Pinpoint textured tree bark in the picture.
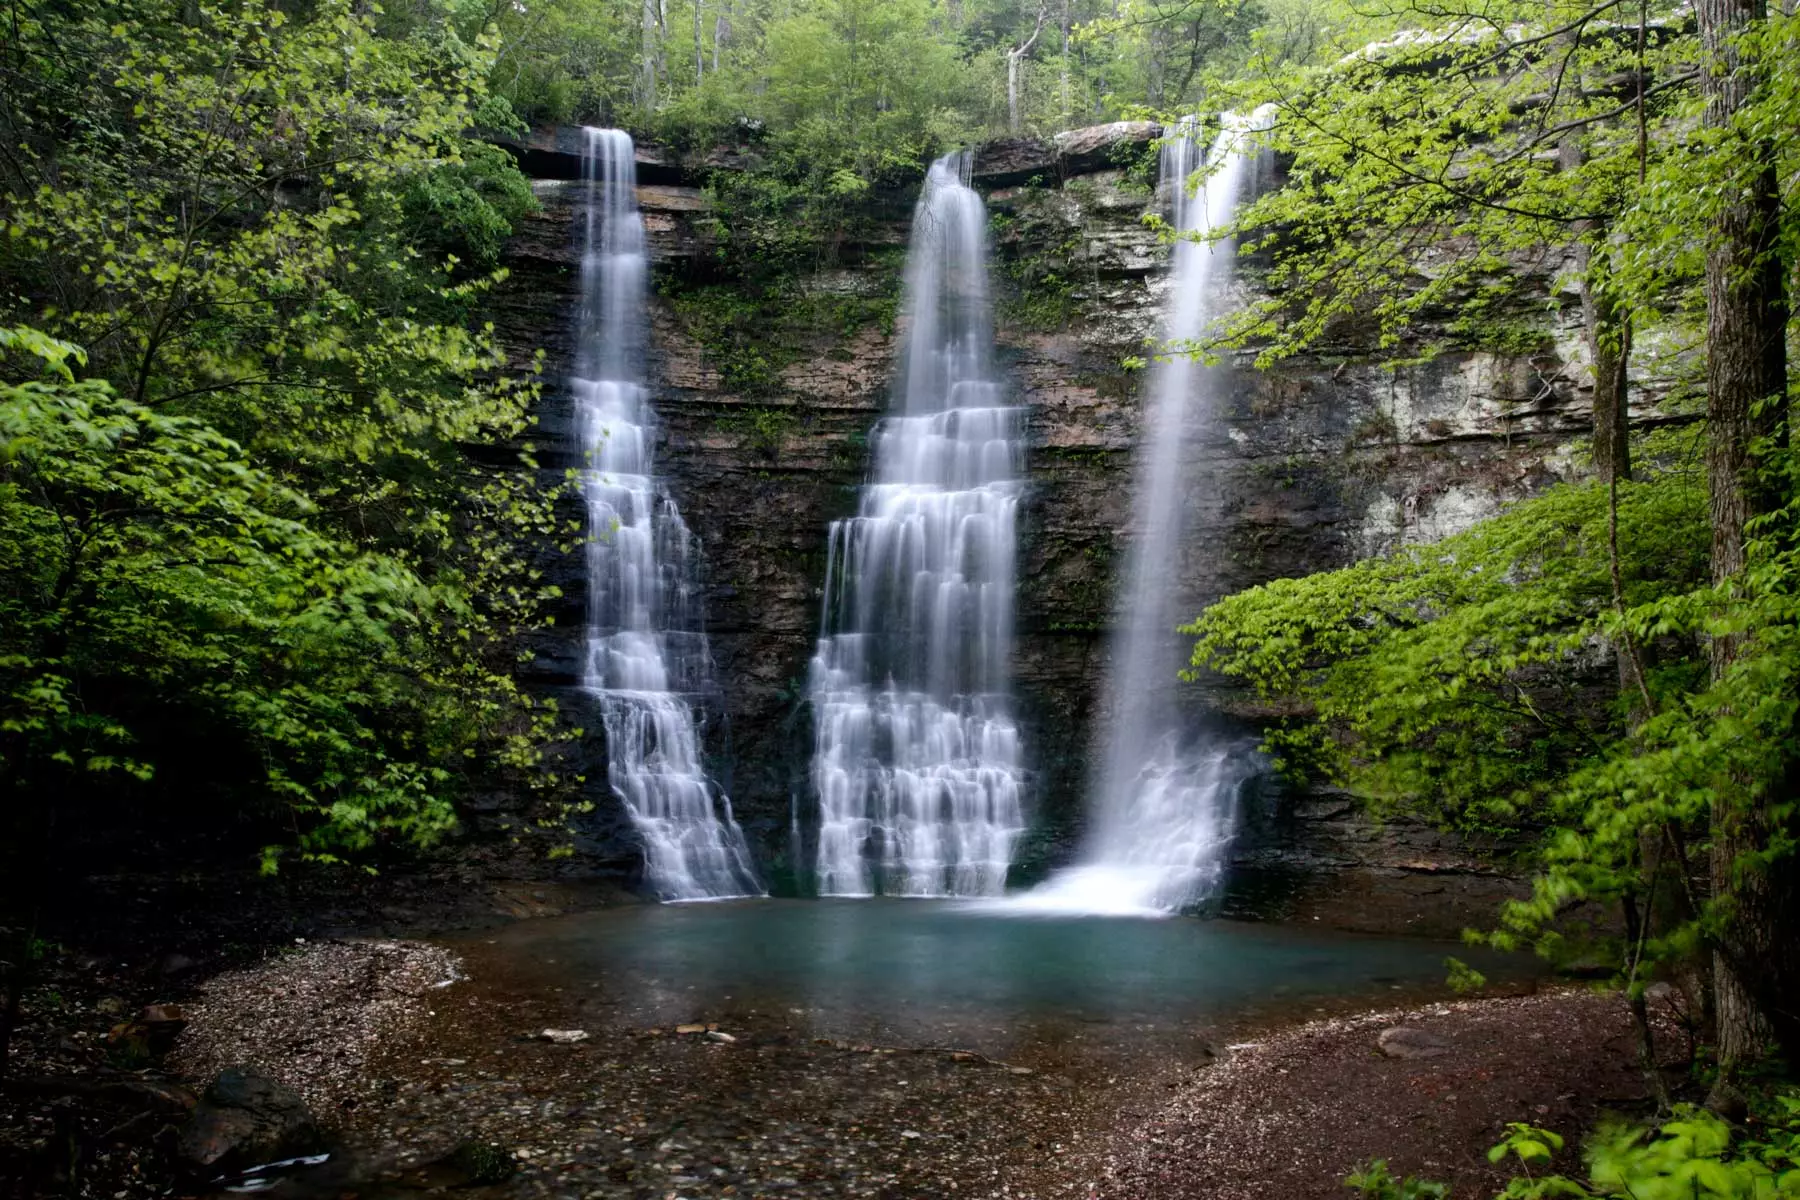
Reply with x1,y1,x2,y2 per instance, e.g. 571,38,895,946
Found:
1586,272,1633,485
1694,0,1795,1092
1006,2,1048,135
641,0,662,111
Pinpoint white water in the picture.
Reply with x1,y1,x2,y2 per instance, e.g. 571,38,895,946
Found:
1018,111,1272,917
575,128,761,901
808,152,1027,897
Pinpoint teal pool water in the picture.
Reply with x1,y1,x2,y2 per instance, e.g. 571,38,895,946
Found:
463,898,1521,1054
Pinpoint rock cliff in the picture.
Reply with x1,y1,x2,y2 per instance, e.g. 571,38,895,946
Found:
485,124,1682,923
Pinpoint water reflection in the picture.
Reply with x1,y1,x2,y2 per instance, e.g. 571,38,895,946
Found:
465,899,1519,1049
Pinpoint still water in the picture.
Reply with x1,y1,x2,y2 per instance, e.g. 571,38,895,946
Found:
463,899,1521,1055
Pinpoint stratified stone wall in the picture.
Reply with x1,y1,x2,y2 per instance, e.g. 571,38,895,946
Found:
485,125,1684,916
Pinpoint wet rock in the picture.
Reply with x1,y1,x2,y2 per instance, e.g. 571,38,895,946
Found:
1377,1026,1453,1059
536,1029,589,1044
178,1067,323,1172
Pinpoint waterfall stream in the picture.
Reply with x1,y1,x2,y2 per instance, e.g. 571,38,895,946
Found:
808,152,1027,897
575,128,761,902
1015,111,1272,916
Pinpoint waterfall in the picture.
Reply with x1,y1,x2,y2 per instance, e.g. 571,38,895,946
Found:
1017,110,1272,917
807,152,1027,897
575,127,761,902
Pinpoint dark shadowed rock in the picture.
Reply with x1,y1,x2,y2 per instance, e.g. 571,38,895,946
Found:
178,1067,322,1172
1377,1026,1454,1059
492,127,693,184
971,136,1057,186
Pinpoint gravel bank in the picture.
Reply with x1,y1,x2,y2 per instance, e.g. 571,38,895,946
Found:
1090,989,1671,1200
170,939,461,1120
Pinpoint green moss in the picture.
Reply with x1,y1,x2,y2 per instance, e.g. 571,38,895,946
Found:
1040,445,1114,465
661,268,899,397
990,186,1087,332
715,406,800,458
446,1141,517,1186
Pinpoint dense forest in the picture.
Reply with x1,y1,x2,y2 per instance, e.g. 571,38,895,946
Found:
2,0,1799,1196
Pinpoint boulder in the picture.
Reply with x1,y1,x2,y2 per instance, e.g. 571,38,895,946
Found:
1052,120,1161,175
178,1067,322,1173
1377,1026,1454,1059
971,136,1057,187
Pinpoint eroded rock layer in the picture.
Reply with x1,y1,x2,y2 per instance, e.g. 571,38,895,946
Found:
487,122,1677,917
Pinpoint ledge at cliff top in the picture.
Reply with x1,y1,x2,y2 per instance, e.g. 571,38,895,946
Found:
489,120,1163,189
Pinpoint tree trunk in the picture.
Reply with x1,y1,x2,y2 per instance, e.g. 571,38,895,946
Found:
1006,4,1047,135
1586,267,1633,485
1694,0,1795,1090
641,0,662,111
1058,0,1071,124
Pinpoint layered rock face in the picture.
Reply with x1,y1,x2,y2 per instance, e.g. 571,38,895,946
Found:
488,124,1672,918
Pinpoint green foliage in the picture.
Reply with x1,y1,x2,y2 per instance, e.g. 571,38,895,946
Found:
0,1,576,875
1345,1160,1450,1200
717,406,799,458
1444,957,1488,994
1188,474,1708,824
477,0,1332,159
1190,432,1800,977
1352,1097,1800,1199
0,348,456,861
1175,1,1708,370
402,143,542,269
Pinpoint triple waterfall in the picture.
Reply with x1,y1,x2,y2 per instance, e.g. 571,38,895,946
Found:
565,122,1271,911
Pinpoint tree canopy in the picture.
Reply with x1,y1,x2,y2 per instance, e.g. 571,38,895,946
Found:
0,0,575,883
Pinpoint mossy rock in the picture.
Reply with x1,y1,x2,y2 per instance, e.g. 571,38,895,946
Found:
446,1140,518,1185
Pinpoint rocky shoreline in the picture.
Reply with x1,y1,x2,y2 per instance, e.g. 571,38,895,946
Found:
1089,990,1682,1200
4,912,1677,1200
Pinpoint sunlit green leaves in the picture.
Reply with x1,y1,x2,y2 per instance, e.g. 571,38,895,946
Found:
0,2,575,868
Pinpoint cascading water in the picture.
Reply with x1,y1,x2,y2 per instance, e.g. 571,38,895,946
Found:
575,127,760,902
1016,110,1272,917
808,152,1027,898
